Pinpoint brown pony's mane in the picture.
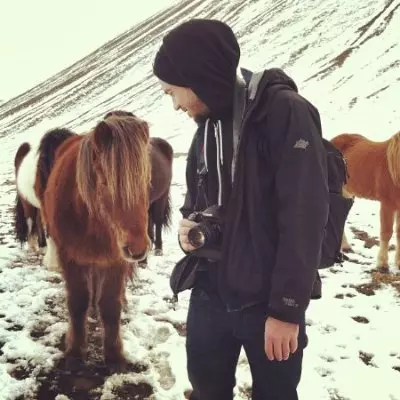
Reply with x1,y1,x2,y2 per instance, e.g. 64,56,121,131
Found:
76,116,150,216
386,131,400,186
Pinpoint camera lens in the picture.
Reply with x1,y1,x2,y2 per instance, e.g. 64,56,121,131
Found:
188,226,206,248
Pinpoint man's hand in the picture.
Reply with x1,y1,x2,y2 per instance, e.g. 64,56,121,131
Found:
264,317,299,361
179,219,198,252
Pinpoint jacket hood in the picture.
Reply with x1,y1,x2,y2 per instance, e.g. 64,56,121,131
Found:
153,19,240,117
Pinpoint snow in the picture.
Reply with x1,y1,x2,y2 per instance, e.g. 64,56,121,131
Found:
0,0,399,398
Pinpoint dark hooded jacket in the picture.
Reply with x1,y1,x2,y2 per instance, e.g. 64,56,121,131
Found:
154,20,329,324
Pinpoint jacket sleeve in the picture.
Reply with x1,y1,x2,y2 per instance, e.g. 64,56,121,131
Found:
265,91,329,324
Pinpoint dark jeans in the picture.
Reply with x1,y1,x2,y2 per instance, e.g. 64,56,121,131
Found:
186,286,307,400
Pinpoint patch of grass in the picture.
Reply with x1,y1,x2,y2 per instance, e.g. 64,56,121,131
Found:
359,351,376,367
352,270,400,297
352,316,369,324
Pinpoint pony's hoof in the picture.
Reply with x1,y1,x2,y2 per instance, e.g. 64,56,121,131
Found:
154,249,163,256
105,358,127,374
43,255,61,272
64,356,86,372
341,253,350,261
342,247,354,254
28,246,39,255
49,265,62,273
108,363,127,375
377,265,390,274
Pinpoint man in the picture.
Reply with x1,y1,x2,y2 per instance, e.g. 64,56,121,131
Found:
153,19,329,400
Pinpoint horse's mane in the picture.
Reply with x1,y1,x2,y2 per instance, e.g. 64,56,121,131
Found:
387,131,400,186
76,116,150,215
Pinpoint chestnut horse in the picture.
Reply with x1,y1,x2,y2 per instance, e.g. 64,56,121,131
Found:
104,110,173,264
13,128,76,254
40,115,151,370
331,131,400,272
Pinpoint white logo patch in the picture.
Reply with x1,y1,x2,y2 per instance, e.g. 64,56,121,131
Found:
294,139,309,150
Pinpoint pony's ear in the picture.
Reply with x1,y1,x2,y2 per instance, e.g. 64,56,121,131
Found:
103,110,136,120
93,120,113,151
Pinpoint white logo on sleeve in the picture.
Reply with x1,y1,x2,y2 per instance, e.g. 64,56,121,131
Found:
294,139,309,149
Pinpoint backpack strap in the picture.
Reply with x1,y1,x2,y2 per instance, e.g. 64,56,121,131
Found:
232,74,248,180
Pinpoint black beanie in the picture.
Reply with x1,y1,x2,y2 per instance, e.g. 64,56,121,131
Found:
153,19,240,116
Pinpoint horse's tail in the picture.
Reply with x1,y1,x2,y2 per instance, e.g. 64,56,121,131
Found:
151,137,173,229
330,133,365,155
14,142,32,245
13,194,46,248
386,131,400,186
162,192,172,229
36,127,76,199
14,194,28,245
14,142,31,171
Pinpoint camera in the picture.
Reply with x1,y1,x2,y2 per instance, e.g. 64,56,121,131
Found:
187,204,222,253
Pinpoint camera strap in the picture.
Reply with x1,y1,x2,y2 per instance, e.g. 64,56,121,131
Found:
195,73,251,211
196,118,224,208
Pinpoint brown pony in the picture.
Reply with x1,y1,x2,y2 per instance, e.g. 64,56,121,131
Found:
104,110,173,264
331,131,400,272
41,115,151,370
13,128,76,254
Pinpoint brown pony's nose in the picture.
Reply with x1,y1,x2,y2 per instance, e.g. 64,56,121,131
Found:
122,246,148,262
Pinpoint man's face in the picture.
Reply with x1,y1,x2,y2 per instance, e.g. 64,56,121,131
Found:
160,80,210,121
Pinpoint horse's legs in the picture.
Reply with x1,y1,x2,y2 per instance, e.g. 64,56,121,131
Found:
152,197,168,256
43,236,61,272
147,207,155,246
139,210,154,266
63,261,90,366
341,187,353,253
377,202,395,271
21,199,39,253
35,210,47,253
154,222,163,256
341,231,353,253
98,265,126,368
121,265,133,312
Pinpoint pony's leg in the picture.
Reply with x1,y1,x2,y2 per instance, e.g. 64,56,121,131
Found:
147,209,155,247
36,210,47,254
26,217,38,252
64,262,90,367
395,212,400,269
43,236,61,272
341,231,353,253
154,222,163,256
21,200,39,253
121,266,133,312
341,187,353,253
152,198,167,256
98,265,126,369
377,203,395,272
139,210,154,266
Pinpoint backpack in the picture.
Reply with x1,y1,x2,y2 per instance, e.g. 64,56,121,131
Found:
318,139,354,269
240,68,354,270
